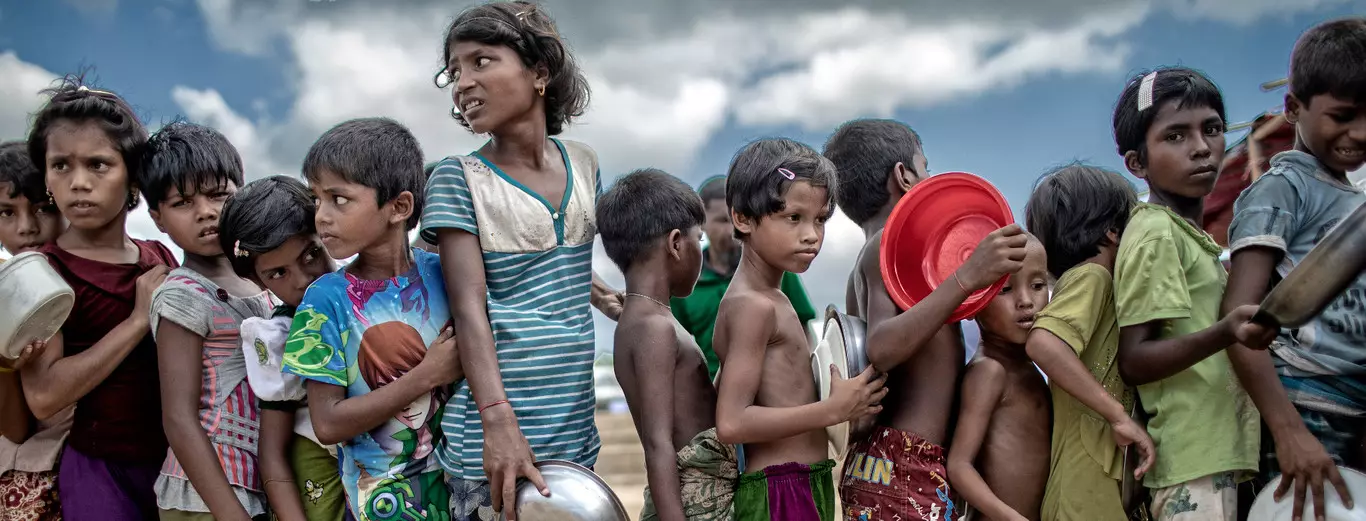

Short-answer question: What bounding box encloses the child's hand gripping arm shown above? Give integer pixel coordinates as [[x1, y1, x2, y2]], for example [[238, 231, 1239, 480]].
[[1027, 330, 1155, 477], [866, 225, 1028, 372], [624, 317, 686, 521], [1225, 247, 1351, 520], [157, 319, 253, 521], [307, 326, 459, 445], [1026, 266, 1154, 476], [591, 273, 626, 322], [714, 295, 886, 445], [23, 265, 169, 420], [1114, 234, 1273, 386], [0, 340, 47, 443], [946, 361, 1028, 521], [258, 407, 307, 521]]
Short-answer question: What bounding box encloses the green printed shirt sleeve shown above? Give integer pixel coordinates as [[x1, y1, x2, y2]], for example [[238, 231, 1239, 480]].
[[781, 272, 817, 325], [282, 281, 349, 387], [1034, 263, 1111, 355]]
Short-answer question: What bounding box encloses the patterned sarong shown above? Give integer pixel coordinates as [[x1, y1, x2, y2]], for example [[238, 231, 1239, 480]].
[[640, 428, 738, 520]]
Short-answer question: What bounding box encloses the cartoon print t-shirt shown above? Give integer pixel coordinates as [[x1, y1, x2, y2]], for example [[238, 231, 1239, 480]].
[[282, 248, 453, 521]]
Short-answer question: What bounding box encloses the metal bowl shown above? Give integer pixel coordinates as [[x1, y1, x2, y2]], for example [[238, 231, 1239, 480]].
[[0, 251, 74, 359], [1256, 202, 1366, 329], [513, 460, 630, 521], [811, 305, 875, 458]]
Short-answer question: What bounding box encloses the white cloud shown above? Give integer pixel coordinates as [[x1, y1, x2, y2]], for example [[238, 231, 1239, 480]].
[[0, 52, 58, 142], [1159, 0, 1356, 25]]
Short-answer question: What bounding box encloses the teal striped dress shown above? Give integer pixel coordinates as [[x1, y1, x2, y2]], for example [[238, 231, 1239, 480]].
[[420, 138, 601, 481]]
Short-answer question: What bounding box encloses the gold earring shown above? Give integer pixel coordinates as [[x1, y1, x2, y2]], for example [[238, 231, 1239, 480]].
[[537, 85, 546, 97], [127, 190, 140, 210], [47, 190, 55, 205]]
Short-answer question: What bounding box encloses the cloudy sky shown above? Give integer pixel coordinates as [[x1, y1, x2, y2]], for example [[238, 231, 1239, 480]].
[[2, 0, 1362, 355]]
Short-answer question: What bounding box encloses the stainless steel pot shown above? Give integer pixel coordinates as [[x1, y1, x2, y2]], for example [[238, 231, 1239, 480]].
[[1255, 202, 1366, 329]]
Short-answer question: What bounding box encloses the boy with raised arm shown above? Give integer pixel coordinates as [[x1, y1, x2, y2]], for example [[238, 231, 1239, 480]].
[[823, 119, 1026, 521]]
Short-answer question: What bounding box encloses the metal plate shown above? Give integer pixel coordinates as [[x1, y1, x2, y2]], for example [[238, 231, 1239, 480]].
[[513, 460, 630, 521]]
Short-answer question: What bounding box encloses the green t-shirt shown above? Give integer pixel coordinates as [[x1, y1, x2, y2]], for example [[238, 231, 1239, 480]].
[[1113, 203, 1260, 489], [1035, 262, 1133, 520], [670, 248, 817, 379]]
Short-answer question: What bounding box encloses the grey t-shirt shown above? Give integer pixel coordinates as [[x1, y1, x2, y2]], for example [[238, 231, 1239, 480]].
[[1229, 150, 1366, 377]]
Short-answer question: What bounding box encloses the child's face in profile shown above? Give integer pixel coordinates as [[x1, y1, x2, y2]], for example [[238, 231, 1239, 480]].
[[1134, 101, 1227, 199], [1290, 93, 1366, 175], [0, 184, 62, 254], [668, 225, 704, 298], [310, 170, 402, 260], [253, 234, 335, 308], [703, 199, 737, 255], [43, 120, 134, 231], [150, 181, 238, 256], [735, 181, 830, 274], [976, 240, 1049, 346]]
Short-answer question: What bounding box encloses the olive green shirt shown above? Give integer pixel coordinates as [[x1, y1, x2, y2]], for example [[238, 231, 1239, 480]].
[[1113, 203, 1259, 489]]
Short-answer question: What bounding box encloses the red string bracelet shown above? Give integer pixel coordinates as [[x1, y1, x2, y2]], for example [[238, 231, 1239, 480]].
[[478, 399, 510, 414]]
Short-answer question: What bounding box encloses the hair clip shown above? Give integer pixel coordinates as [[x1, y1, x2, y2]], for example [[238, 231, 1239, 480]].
[[233, 240, 250, 258], [1137, 71, 1158, 112], [776, 168, 796, 180]]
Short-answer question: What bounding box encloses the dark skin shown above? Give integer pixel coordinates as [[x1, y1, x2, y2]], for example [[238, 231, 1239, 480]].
[[0, 195, 62, 443], [440, 38, 622, 520], [151, 181, 268, 520], [305, 176, 462, 447], [947, 241, 1051, 521], [244, 233, 337, 521], [1023, 240, 1156, 482], [615, 225, 713, 521], [22, 120, 170, 421], [1117, 100, 1274, 386], [845, 153, 979, 443], [702, 198, 741, 275], [1218, 92, 1366, 521], [0, 341, 47, 443], [714, 181, 886, 471]]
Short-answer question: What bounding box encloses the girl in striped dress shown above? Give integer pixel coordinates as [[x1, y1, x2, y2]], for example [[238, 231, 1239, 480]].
[[141, 122, 273, 520]]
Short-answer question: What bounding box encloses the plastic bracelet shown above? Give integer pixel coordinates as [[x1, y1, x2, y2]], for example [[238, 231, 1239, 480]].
[[952, 272, 970, 294], [478, 399, 510, 414]]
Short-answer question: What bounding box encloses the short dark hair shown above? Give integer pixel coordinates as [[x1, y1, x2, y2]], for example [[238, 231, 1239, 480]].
[[726, 138, 836, 239], [302, 117, 426, 230], [0, 141, 45, 203], [1024, 163, 1137, 278], [822, 119, 922, 226], [25, 75, 148, 209], [438, 1, 589, 136], [1112, 67, 1226, 166], [697, 175, 727, 206], [597, 168, 704, 273], [1290, 17, 1366, 105], [139, 121, 245, 209], [218, 175, 317, 279]]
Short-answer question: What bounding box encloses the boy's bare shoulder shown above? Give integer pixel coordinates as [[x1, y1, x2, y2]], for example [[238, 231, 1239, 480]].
[[856, 230, 885, 279], [617, 311, 681, 351], [962, 356, 1008, 395], [718, 287, 777, 316]]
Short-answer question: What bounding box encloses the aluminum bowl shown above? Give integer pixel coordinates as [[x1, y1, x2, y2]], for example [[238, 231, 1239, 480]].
[[811, 305, 875, 458], [0, 252, 74, 360], [513, 460, 630, 521], [1256, 202, 1366, 329]]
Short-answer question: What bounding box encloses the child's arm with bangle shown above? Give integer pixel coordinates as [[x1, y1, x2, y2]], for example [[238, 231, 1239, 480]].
[[258, 405, 307, 521]]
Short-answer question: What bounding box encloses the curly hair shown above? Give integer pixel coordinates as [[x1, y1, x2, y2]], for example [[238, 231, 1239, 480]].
[[437, 1, 590, 135]]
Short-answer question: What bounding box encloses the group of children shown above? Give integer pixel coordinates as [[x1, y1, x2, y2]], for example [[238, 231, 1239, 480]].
[[600, 16, 1366, 521], [0, 7, 1361, 521]]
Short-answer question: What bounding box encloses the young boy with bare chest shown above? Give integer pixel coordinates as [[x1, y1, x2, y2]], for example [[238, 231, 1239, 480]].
[[713, 139, 886, 521], [947, 237, 1051, 521], [823, 119, 1028, 521], [598, 168, 733, 521]]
